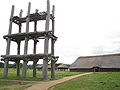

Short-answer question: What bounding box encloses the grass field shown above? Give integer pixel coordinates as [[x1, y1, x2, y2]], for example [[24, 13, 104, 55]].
[[0, 80, 31, 86], [0, 68, 83, 81], [0, 68, 83, 90], [48, 72, 120, 90], [0, 86, 31, 90], [0, 80, 32, 90]]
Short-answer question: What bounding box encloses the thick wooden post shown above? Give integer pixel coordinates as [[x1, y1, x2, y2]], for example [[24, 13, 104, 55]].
[[42, 0, 50, 80], [51, 5, 55, 79], [4, 5, 14, 78], [34, 9, 38, 32], [16, 60, 20, 76], [33, 39, 37, 77], [22, 2, 31, 78], [19, 9, 23, 33], [16, 41, 20, 76], [33, 61, 37, 77], [33, 39, 38, 77], [33, 10, 38, 77], [16, 9, 23, 76]]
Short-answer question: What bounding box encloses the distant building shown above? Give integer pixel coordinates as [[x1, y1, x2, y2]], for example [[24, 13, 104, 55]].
[[69, 54, 120, 72], [57, 64, 69, 71], [36, 64, 43, 71], [36, 63, 62, 70]]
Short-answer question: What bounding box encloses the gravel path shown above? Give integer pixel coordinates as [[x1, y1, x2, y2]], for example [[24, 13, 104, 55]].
[[25, 72, 93, 90]]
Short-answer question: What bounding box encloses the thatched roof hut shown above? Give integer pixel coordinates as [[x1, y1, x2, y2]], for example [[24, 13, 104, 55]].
[[57, 64, 68, 69], [36, 64, 43, 70], [57, 64, 69, 71], [70, 54, 120, 72]]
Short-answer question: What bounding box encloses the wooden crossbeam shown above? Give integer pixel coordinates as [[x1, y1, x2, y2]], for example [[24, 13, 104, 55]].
[[12, 13, 54, 25], [3, 31, 57, 42], [1, 54, 51, 60]]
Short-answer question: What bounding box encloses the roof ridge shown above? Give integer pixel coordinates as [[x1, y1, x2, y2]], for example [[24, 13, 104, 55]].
[[78, 53, 120, 58]]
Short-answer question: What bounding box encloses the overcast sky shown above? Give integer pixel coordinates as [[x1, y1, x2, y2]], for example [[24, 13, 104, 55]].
[[0, 0, 120, 64]]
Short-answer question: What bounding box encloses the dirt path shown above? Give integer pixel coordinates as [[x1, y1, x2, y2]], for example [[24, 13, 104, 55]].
[[25, 72, 93, 90]]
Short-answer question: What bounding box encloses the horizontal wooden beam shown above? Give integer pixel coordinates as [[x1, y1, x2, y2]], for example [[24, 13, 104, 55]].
[[12, 12, 54, 25], [3, 31, 57, 42], [1, 53, 52, 61]]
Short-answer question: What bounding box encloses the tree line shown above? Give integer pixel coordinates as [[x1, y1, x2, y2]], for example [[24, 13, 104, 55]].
[[0, 62, 33, 69]]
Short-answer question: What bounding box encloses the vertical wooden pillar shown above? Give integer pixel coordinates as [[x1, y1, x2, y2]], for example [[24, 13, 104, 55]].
[[16, 9, 23, 76], [33, 10, 38, 77], [33, 61, 37, 77], [42, 0, 50, 80], [18, 9, 23, 33], [33, 39, 38, 77], [16, 60, 20, 76], [51, 5, 55, 79], [22, 2, 31, 78], [16, 41, 20, 76], [33, 39, 37, 77], [4, 5, 14, 78], [34, 9, 38, 32]]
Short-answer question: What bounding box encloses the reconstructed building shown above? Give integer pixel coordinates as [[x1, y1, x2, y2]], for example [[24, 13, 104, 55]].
[[57, 64, 69, 71], [70, 54, 120, 72], [1, 0, 58, 80]]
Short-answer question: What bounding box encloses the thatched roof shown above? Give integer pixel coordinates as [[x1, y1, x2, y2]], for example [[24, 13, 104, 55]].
[[57, 64, 69, 69], [36, 64, 53, 69], [48, 64, 51, 69], [36, 64, 43, 69], [70, 53, 120, 69]]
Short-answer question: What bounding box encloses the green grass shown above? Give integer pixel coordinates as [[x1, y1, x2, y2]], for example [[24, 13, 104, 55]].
[[0, 85, 31, 90], [48, 72, 120, 90], [0, 68, 83, 81], [0, 80, 31, 86], [0, 68, 83, 90]]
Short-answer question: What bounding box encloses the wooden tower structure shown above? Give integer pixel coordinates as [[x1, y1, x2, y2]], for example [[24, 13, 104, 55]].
[[1, 0, 58, 80]]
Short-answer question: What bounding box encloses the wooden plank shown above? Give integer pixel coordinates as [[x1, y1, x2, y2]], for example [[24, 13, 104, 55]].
[[42, 0, 50, 80], [4, 5, 14, 78]]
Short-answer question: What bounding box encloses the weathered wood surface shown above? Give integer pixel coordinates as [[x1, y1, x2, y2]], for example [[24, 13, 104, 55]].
[[16, 9, 23, 76], [12, 13, 54, 25], [51, 5, 55, 79], [33, 18, 38, 77], [4, 5, 14, 78], [16, 61, 20, 76], [42, 0, 50, 80], [1, 54, 51, 61], [18, 9, 23, 33], [33, 60, 38, 77], [2, 0, 58, 80], [3, 31, 57, 42], [22, 2, 31, 78]]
